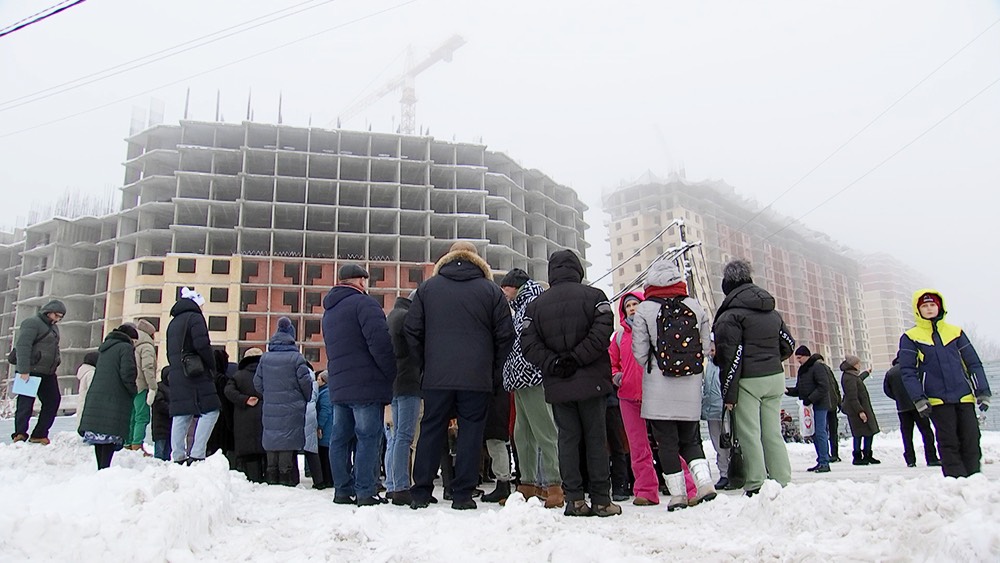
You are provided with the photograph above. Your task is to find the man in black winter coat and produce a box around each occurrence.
[520,249,620,518]
[12,299,65,444]
[405,241,514,511]
[786,346,832,473]
[884,356,940,467]
[384,291,423,506]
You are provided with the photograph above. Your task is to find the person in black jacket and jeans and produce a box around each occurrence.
[405,242,514,511]
[384,291,423,506]
[166,288,220,464]
[883,355,940,468]
[521,249,621,518]
[786,346,832,473]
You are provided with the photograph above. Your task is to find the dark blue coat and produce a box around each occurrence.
[166,298,220,416]
[317,385,333,448]
[253,332,313,451]
[404,250,514,393]
[322,285,396,404]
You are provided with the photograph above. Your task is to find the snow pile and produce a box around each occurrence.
[1,432,999,562]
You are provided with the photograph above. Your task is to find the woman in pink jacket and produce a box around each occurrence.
[609,292,660,505]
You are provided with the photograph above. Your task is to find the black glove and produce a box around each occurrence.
[802,399,812,407]
[978,395,990,413]
[553,354,579,378]
[915,399,932,419]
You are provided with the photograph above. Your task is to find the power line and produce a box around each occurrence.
[0,0,75,33]
[0,0,87,40]
[0,0,336,112]
[763,73,1000,242]
[731,16,1000,237]
[0,0,419,140]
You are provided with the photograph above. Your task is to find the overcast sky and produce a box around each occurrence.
[1,0,998,343]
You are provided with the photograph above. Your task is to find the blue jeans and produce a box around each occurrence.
[330,402,383,499]
[384,395,421,493]
[170,410,220,462]
[813,408,830,465]
[154,439,172,462]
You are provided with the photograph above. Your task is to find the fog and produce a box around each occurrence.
[1,0,998,342]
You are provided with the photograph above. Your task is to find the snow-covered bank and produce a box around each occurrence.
[1,432,999,562]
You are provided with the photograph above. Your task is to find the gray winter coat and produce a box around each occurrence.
[631,262,712,421]
[14,300,65,376]
[254,332,313,451]
[303,379,319,454]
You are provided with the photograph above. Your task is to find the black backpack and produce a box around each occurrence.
[646,296,704,377]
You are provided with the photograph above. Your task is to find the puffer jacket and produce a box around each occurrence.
[701,360,723,421]
[609,290,645,402]
[386,296,422,398]
[166,298,220,416]
[134,330,157,394]
[713,283,795,405]
[841,362,880,437]
[150,367,172,441]
[77,330,137,439]
[317,384,333,448]
[787,354,832,411]
[899,289,990,406]
[323,284,396,404]
[224,355,265,457]
[632,264,712,422]
[503,280,545,392]
[303,379,319,454]
[520,250,614,404]
[405,248,514,392]
[14,300,64,376]
[254,331,313,451]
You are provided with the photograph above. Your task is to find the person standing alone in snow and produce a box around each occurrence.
[11,299,66,445]
[841,355,880,465]
[899,290,990,477]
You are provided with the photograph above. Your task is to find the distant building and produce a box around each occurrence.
[602,172,870,376]
[860,252,932,371]
[1,120,589,396]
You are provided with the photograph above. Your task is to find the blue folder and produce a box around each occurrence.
[12,375,41,398]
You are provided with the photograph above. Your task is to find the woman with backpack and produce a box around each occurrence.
[631,260,715,511]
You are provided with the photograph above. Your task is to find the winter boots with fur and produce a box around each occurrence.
[544,484,565,508]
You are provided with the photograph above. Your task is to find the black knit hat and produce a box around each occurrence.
[117,324,139,340]
[338,263,369,281]
[500,268,530,289]
[794,345,811,357]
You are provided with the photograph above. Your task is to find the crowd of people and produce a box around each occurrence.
[8,244,993,515]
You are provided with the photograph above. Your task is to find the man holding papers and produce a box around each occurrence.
[11,300,66,445]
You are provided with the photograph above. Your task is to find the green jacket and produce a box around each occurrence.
[14,300,65,376]
[78,330,138,439]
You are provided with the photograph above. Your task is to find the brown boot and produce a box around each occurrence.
[544,485,565,508]
[515,484,538,501]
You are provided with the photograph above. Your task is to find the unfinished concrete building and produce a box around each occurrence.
[603,172,870,375]
[1,120,589,392]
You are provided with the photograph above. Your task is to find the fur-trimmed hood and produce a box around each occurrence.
[433,249,492,280]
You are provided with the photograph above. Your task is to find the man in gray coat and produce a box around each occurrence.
[12,300,66,444]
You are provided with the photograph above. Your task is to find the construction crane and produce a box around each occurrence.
[334,34,466,134]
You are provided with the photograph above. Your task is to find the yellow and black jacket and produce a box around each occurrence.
[898,289,991,406]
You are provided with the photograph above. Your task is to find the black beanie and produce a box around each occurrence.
[794,345,811,357]
[117,324,139,340]
[500,268,530,289]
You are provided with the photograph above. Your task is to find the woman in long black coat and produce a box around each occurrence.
[78,325,139,469]
[225,348,266,482]
[841,355,880,466]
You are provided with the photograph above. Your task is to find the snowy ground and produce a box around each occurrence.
[1,421,999,562]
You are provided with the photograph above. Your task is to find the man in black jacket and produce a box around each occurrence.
[12,299,65,444]
[520,249,620,517]
[713,259,794,495]
[786,346,832,473]
[405,242,514,510]
[884,355,941,468]
[385,290,423,506]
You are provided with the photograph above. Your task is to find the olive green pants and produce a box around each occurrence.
[734,372,791,491]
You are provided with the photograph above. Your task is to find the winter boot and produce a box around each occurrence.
[863,450,881,464]
[687,459,718,506]
[515,483,540,501]
[664,472,688,512]
[27,437,50,445]
[563,499,593,517]
[715,477,730,490]
[11,433,27,443]
[593,502,622,517]
[451,498,477,510]
[481,480,511,503]
[391,490,412,506]
[544,484,565,509]
[852,450,869,466]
